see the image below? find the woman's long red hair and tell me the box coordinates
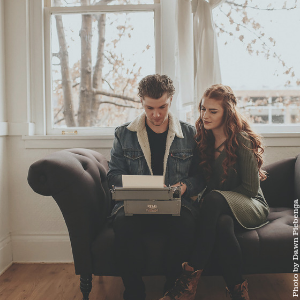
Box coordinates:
[195,84,267,183]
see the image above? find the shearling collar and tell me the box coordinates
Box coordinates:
[126,111,184,178]
[127,111,184,138]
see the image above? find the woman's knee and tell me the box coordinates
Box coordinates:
[201,191,228,211]
[216,214,235,234]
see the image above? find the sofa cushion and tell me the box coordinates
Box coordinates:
[91,207,297,276]
[233,207,296,274]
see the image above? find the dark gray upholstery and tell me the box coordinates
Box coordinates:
[28,149,299,276]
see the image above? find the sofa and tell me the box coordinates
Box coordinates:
[27,148,300,300]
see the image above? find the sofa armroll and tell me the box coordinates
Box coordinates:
[261,156,297,208]
[294,154,300,202]
[27,148,111,274]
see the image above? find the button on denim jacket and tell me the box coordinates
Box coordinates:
[107,112,205,217]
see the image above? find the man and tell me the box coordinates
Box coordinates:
[107,74,204,300]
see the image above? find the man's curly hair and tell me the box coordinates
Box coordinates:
[138,74,175,100]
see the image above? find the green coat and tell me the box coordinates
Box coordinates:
[200,132,269,229]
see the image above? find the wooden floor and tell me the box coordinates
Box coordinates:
[0,263,296,300]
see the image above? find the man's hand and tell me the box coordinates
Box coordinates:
[171,182,187,195]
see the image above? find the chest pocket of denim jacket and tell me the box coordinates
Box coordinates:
[124,149,145,174]
[169,150,193,175]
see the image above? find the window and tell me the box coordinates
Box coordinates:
[213,0,300,133]
[44,0,160,135]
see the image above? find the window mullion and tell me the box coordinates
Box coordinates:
[44,7,53,135]
[49,4,160,14]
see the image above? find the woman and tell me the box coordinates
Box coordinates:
[160,84,269,300]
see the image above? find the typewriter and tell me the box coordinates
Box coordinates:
[111,175,181,216]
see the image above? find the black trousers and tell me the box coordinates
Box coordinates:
[189,191,245,288]
[113,206,196,300]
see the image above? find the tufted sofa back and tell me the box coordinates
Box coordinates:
[28,149,299,211]
[260,155,299,209]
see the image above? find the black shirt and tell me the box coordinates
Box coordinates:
[145,121,168,175]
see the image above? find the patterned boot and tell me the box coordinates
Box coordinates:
[159,263,202,300]
[226,280,250,300]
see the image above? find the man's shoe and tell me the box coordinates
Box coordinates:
[225,280,250,300]
[159,263,202,300]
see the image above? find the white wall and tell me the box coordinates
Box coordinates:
[0,138,11,274]
[0,0,12,275]
[2,0,300,264]
[7,139,73,262]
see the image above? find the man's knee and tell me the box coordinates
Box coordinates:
[171,207,195,228]
[113,208,141,235]
[167,207,196,241]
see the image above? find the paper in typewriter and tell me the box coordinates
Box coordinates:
[122,175,164,188]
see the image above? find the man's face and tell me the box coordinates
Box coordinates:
[142,92,172,129]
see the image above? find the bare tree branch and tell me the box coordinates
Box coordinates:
[93,89,140,103]
[218,7,294,76]
[72,82,80,88]
[54,100,137,124]
[104,53,114,65]
[55,113,79,125]
[54,105,64,120]
[123,78,130,95]
[100,101,136,108]
[102,78,115,91]
[225,0,297,11]
[54,117,65,125]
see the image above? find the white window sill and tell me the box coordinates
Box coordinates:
[22,134,115,149]
[21,132,300,149]
[261,133,300,147]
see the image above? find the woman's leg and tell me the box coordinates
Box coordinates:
[160,192,234,299]
[215,214,244,289]
[161,191,248,300]
[188,191,234,270]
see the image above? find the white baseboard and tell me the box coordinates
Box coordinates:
[0,236,13,275]
[11,234,73,263]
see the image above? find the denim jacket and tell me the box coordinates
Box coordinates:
[107,112,205,216]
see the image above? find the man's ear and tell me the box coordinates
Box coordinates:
[169,97,173,106]
[140,98,144,106]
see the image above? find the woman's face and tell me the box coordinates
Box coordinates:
[200,97,225,132]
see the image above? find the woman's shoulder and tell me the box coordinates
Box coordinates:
[236,131,252,149]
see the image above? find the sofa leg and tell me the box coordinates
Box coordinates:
[80,274,92,300]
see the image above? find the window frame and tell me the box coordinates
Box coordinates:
[28,0,300,139]
[43,0,161,135]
